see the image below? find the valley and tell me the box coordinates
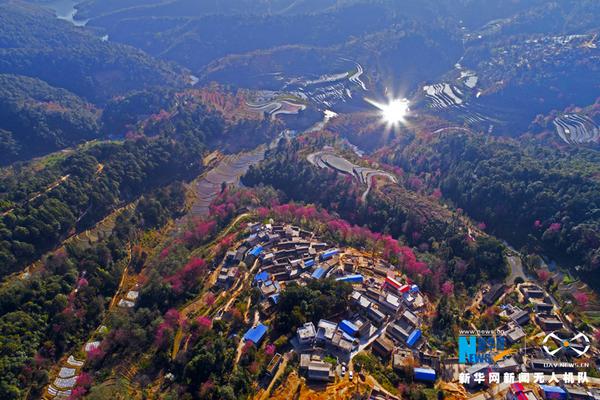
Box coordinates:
[0,1,599,400]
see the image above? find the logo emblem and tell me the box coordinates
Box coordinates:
[542,332,590,357]
[458,335,513,364]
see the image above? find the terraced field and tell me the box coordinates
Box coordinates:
[421,81,495,127]
[423,83,464,109]
[244,59,368,112]
[188,148,266,217]
[288,60,367,108]
[307,150,397,201]
[553,114,600,144]
[246,94,307,120]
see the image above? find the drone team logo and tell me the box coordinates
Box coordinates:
[542,331,590,357]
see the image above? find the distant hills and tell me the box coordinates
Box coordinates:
[75,0,345,19]
[0,1,188,103]
[0,0,193,163]
[0,74,99,164]
[84,2,400,73]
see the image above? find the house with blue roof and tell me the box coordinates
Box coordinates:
[243,323,268,344]
[339,320,359,337]
[254,271,269,284]
[538,385,567,400]
[311,267,326,280]
[249,245,263,257]
[335,274,363,284]
[319,248,339,261]
[406,329,421,348]
[414,367,436,382]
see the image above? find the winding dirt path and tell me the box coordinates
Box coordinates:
[1,174,70,217]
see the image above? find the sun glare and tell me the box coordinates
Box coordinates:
[380,98,409,124]
[365,97,410,128]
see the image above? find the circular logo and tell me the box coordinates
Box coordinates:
[543,332,590,357]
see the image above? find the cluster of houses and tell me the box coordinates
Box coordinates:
[217,223,336,288]
[216,222,372,314]
[350,274,426,347]
[517,284,565,332]
[448,278,600,399]
[506,382,600,400]
[211,222,599,397]
[213,222,435,384]
[293,252,432,382]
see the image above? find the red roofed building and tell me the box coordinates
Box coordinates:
[384,276,402,291]
[507,383,526,400]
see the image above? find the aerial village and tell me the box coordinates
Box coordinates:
[213,221,600,400]
[44,220,600,400]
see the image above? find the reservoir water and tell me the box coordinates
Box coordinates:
[43,0,89,27]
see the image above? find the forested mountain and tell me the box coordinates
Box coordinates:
[201,25,462,92]
[74,0,343,19]
[0,74,100,165]
[242,137,508,288]
[85,3,400,73]
[0,92,282,280]
[380,132,600,286]
[0,181,187,399]
[0,135,201,279]
[73,0,555,27]
[44,0,598,137]
[0,1,187,103]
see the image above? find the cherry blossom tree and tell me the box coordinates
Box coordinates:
[573,291,589,308]
[536,269,551,283]
[441,281,454,296]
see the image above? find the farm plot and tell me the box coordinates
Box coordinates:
[423,83,464,109]
[189,148,266,217]
[246,92,307,120]
[307,150,397,202]
[421,82,494,126]
[553,114,600,144]
[246,59,368,111]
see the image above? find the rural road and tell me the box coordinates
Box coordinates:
[506,255,528,285]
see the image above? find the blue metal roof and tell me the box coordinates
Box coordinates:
[243,324,268,344]
[320,249,339,261]
[539,385,566,394]
[254,271,269,282]
[406,329,421,347]
[414,367,435,374]
[304,259,315,268]
[335,274,363,283]
[311,267,326,279]
[414,367,436,382]
[249,245,263,257]
[339,320,359,336]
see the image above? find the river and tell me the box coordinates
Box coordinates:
[43,0,89,27]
